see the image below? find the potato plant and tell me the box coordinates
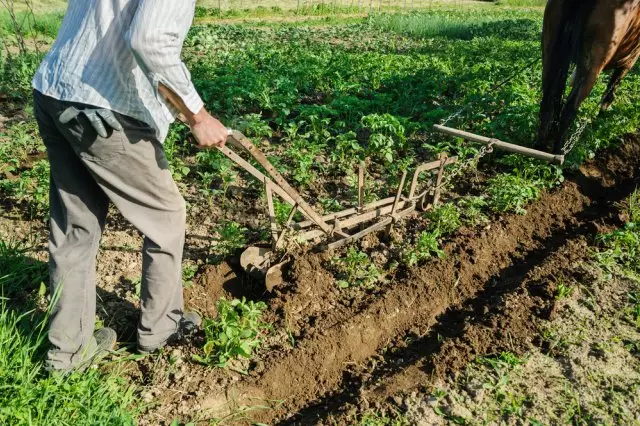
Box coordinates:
[194,298,270,368]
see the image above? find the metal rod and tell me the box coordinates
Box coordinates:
[358,161,364,212]
[433,124,565,165]
[300,199,414,241]
[432,153,448,208]
[293,196,397,230]
[324,218,393,250]
[408,156,458,199]
[391,170,408,218]
[264,181,279,249]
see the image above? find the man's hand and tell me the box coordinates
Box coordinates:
[188,108,228,149]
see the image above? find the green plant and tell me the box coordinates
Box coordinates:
[0,159,50,218]
[359,410,408,426]
[182,263,198,288]
[402,230,444,267]
[194,298,269,368]
[426,203,461,235]
[210,221,248,260]
[626,292,640,327]
[195,150,237,197]
[333,247,381,289]
[360,113,408,164]
[457,195,489,226]
[486,173,541,215]
[555,281,574,300]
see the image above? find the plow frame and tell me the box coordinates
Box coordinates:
[221,127,561,289]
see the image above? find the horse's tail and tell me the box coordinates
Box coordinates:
[537,0,594,151]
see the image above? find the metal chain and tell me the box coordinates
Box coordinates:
[436,142,495,191]
[560,118,589,155]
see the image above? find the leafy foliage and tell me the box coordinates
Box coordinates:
[402,230,444,267]
[486,174,541,215]
[194,298,269,368]
[333,247,381,289]
[0,159,50,219]
[210,221,248,261]
[457,195,489,226]
[425,203,461,235]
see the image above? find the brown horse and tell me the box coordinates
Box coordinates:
[537,0,640,154]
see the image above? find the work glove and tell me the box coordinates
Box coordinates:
[59,107,123,138]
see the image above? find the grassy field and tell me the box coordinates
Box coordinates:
[1,1,638,424]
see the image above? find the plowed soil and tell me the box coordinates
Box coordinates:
[140,137,640,424]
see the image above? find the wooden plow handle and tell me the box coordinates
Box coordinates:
[223,131,340,237]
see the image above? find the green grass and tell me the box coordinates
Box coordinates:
[594,189,640,278]
[0,236,139,424]
[0,237,47,299]
[0,304,139,425]
[496,0,545,7]
[0,10,63,38]
[368,8,541,39]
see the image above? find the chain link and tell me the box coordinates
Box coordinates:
[436,142,495,191]
[560,117,589,155]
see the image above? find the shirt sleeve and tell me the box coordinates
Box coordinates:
[126,0,204,116]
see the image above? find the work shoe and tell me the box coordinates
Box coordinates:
[48,327,117,375]
[76,327,118,372]
[137,311,202,354]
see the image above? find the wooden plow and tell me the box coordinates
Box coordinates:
[220,126,562,291]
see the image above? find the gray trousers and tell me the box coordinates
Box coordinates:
[34,91,186,370]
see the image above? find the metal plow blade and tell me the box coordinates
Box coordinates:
[240,246,287,291]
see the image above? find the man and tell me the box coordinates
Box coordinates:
[32,0,228,373]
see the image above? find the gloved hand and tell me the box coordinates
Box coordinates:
[59,107,123,138]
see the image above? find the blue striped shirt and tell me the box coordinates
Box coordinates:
[32,0,204,141]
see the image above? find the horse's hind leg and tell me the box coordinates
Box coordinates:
[553,64,601,153]
[600,67,627,114]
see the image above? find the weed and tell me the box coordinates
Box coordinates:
[594,224,640,275]
[627,189,640,223]
[479,351,526,369]
[194,298,269,368]
[426,203,461,235]
[555,281,574,300]
[359,410,408,426]
[402,230,444,267]
[499,155,564,189]
[333,247,381,289]
[0,159,50,218]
